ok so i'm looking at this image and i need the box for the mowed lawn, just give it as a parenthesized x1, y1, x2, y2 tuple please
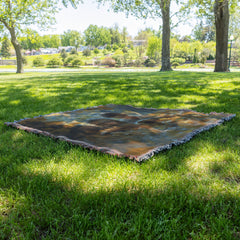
(0, 71, 239, 239)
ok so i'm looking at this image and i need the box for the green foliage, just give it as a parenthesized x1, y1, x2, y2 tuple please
(93, 48, 100, 54)
(171, 62, 180, 68)
(22, 56, 28, 65)
(112, 55, 123, 67)
(71, 57, 83, 67)
(84, 25, 111, 47)
(135, 28, 154, 42)
(171, 39, 216, 62)
(123, 53, 130, 66)
(0, 37, 11, 59)
(47, 57, 63, 68)
(0, 1, 60, 32)
(60, 49, 68, 60)
(19, 29, 42, 51)
(144, 58, 157, 67)
(106, 44, 112, 51)
(171, 58, 186, 65)
(94, 58, 101, 66)
(40, 34, 61, 48)
(70, 48, 78, 55)
(146, 36, 161, 63)
(193, 21, 215, 42)
(109, 24, 121, 45)
(64, 55, 76, 66)
(229, 5, 240, 41)
(122, 47, 128, 53)
(103, 49, 108, 55)
(114, 49, 124, 55)
(133, 58, 144, 67)
(112, 43, 119, 51)
(61, 30, 83, 49)
(64, 55, 83, 67)
(82, 49, 91, 57)
(33, 56, 45, 67)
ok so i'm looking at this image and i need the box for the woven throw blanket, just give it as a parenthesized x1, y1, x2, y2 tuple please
(5, 104, 235, 162)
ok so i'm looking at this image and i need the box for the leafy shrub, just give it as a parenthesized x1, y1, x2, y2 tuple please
(47, 57, 62, 68)
(71, 57, 83, 67)
(123, 53, 130, 67)
(102, 57, 116, 67)
(112, 55, 123, 67)
(129, 43, 134, 50)
(33, 56, 45, 67)
(64, 56, 75, 66)
(112, 44, 119, 51)
(106, 45, 112, 51)
(114, 49, 124, 56)
(82, 49, 91, 57)
(64, 56, 83, 67)
(94, 48, 99, 54)
(170, 58, 185, 65)
(122, 47, 128, 53)
(60, 49, 68, 60)
(200, 56, 207, 64)
(144, 58, 156, 67)
(103, 49, 108, 55)
(171, 62, 180, 68)
(133, 58, 143, 67)
(70, 48, 78, 55)
(22, 56, 28, 65)
(173, 50, 187, 59)
(94, 58, 101, 66)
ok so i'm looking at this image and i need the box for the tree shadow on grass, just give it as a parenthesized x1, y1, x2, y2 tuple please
(1, 71, 239, 168)
(0, 71, 240, 239)
(0, 140, 240, 239)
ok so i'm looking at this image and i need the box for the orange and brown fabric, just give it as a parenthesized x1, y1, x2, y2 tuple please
(5, 104, 235, 162)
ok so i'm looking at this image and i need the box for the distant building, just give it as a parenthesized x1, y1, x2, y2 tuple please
(39, 48, 58, 54)
(132, 40, 147, 47)
(58, 46, 75, 53)
(78, 45, 89, 52)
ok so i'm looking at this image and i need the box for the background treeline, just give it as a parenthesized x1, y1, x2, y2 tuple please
(1, 24, 240, 68)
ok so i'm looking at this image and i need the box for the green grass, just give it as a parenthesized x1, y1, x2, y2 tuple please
(0, 71, 239, 239)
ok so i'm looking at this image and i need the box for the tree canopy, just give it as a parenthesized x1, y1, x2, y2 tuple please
(84, 25, 111, 47)
(0, 0, 83, 73)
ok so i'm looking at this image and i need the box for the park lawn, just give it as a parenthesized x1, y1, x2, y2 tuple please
(0, 71, 239, 239)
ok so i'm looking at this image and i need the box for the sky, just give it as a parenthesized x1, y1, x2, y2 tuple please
(40, 1, 195, 37)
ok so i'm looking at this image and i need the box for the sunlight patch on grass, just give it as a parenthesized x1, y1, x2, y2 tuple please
(0, 71, 239, 239)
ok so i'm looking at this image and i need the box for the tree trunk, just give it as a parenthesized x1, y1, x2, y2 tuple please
(9, 27, 24, 73)
(214, 0, 229, 72)
(160, 0, 172, 71)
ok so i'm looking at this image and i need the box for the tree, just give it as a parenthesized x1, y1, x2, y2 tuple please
(0, 0, 60, 73)
(109, 24, 121, 45)
(188, 0, 239, 72)
(214, 0, 229, 71)
(121, 27, 128, 44)
(61, 30, 83, 49)
(96, 0, 177, 71)
(0, 0, 82, 73)
(20, 29, 42, 51)
(193, 21, 215, 42)
(229, 5, 240, 40)
(84, 25, 111, 47)
(134, 28, 154, 45)
(41, 34, 61, 48)
(1, 36, 11, 59)
(146, 36, 162, 63)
